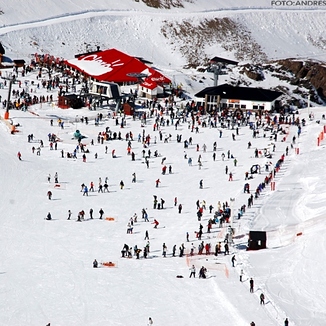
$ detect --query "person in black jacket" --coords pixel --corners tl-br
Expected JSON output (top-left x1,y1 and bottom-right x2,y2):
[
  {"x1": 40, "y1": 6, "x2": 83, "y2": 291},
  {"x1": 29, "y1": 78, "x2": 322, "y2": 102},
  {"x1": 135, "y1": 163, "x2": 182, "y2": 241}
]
[
  {"x1": 99, "y1": 208, "x2": 104, "y2": 219},
  {"x1": 250, "y1": 278, "x2": 254, "y2": 293}
]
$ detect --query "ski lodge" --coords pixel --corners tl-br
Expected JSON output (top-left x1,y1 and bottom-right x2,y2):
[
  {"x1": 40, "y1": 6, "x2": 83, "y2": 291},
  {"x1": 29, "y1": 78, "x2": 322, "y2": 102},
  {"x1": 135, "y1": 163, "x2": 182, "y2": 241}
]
[
  {"x1": 195, "y1": 83, "x2": 283, "y2": 113},
  {"x1": 64, "y1": 48, "x2": 171, "y2": 100}
]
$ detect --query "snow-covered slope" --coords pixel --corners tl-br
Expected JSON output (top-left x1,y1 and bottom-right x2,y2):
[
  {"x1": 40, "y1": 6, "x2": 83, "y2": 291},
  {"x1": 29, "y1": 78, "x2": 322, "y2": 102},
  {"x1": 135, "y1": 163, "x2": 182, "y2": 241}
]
[
  {"x1": 1, "y1": 1, "x2": 326, "y2": 66},
  {"x1": 1, "y1": 1, "x2": 326, "y2": 325}
]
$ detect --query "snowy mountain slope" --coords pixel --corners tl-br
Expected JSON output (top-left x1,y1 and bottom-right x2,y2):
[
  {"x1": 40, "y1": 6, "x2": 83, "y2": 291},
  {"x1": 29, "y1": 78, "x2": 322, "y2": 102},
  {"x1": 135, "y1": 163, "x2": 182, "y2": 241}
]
[{"x1": 1, "y1": 1, "x2": 326, "y2": 66}]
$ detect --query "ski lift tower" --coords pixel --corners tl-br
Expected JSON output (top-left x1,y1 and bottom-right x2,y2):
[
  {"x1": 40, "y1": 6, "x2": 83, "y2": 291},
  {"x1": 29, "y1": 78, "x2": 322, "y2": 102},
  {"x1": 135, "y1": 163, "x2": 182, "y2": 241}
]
[
  {"x1": 2, "y1": 72, "x2": 15, "y2": 120},
  {"x1": 208, "y1": 57, "x2": 238, "y2": 87}
]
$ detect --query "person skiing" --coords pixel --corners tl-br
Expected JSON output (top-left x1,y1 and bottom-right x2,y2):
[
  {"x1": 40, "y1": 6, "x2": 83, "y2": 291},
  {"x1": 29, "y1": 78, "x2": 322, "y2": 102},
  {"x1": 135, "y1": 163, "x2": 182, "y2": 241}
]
[
  {"x1": 178, "y1": 204, "x2": 183, "y2": 213},
  {"x1": 153, "y1": 219, "x2": 159, "y2": 228},
  {"x1": 46, "y1": 212, "x2": 52, "y2": 220},
  {"x1": 155, "y1": 179, "x2": 160, "y2": 187},
  {"x1": 199, "y1": 179, "x2": 203, "y2": 189},
  {"x1": 67, "y1": 210, "x2": 72, "y2": 220},
  {"x1": 148, "y1": 317, "x2": 153, "y2": 325},
  {"x1": 93, "y1": 259, "x2": 98, "y2": 268},
  {"x1": 189, "y1": 265, "x2": 196, "y2": 278},
  {"x1": 83, "y1": 185, "x2": 88, "y2": 196},
  {"x1": 99, "y1": 208, "x2": 104, "y2": 219},
  {"x1": 89, "y1": 208, "x2": 93, "y2": 219},
  {"x1": 284, "y1": 318, "x2": 289, "y2": 326},
  {"x1": 17, "y1": 151, "x2": 22, "y2": 160},
  {"x1": 260, "y1": 292, "x2": 265, "y2": 305}
]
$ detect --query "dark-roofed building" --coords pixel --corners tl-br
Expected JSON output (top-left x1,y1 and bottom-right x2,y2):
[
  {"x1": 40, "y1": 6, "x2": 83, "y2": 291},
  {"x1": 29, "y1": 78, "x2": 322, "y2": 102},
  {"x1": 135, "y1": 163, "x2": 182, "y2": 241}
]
[
  {"x1": 209, "y1": 56, "x2": 238, "y2": 66},
  {"x1": 195, "y1": 83, "x2": 283, "y2": 112}
]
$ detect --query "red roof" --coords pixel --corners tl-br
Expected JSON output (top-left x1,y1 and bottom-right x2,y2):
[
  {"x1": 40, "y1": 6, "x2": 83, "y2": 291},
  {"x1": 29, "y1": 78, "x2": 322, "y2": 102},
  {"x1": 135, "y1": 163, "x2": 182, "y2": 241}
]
[
  {"x1": 140, "y1": 80, "x2": 158, "y2": 90},
  {"x1": 65, "y1": 48, "x2": 171, "y2": 84}
]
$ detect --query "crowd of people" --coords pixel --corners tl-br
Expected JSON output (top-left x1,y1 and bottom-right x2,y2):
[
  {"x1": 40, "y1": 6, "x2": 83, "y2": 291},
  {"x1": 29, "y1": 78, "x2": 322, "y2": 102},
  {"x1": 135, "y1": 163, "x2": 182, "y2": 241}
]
[{"x1": 9, "y1": 59, "x2": 299, "y2": 325}]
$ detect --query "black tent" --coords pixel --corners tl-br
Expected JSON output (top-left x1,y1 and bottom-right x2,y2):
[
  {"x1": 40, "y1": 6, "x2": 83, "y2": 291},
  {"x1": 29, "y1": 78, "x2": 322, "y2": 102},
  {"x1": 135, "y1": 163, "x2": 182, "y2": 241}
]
[{"x1": 247, "y1": 231, "x2": 266, "y2": 250}]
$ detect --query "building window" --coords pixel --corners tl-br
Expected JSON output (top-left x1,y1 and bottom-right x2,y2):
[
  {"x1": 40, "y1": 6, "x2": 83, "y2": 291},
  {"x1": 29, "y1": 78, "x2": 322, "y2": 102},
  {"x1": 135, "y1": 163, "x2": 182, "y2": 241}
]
[
  {"x1": 253, "y1": 105, "x2": 258, "y2": 110},
  {"x1": 235, "y1": 104, "x2": 240, "y2": 109},
  {"x1": 259, "y1": 105, "x2": 264, "y2": 110},
  {"x1": 241, "y1": 104, "x2": 246, "y2": 109},
  {"x1": 228, "y1": 104, "x2": 234, "y2": 108}
]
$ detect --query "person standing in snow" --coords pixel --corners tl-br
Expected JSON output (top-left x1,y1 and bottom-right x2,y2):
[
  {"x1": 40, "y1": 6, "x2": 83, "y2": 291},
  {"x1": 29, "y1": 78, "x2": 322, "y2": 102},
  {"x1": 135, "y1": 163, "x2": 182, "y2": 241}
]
[
  {"x1": 240, "y1": 269, "x2": 244, "y2": 282},
  {"x1": 250, "y1": 278, "x2": 254, "y2": 293},
  {"x1": 224, "y1": 242, "x2": 229, "y2": 255},
  {"x1": 93, "y1": 259, "x2": 98, "y2": 268},
  {"x1": 144, "y1": 230, "x2": 149, "y2": 240},
  {"x1": 99, "y1": 208, "x2": 104, "y2": 219},
  {"x1": 189, "y1": 265, "x2": 196, "y2": 278},
  {"x1": 160, "y1": 198, "x2": 165, "y2": 209},
  {"x1": 89, "y1": 208, "x2": 93, "y2": 219},
  {"x1": 67, "y1": 210, "x2": 72, "y2": 220},
  {"x1": 231, "y1": 255, "x2": 236, "y2": 267},
  {"x1": 284, "y1": 318, "x2": 289, "y2": 326},
  {"x1": 162, "y1": 243, "x2": 167, "y2": 257},
  {"x1": 17, "y1": 151, "x2": 22, "y2": 160},
  {"x1": 260, "y1": 293, "x2": 265, "y2": 305},
  {"x1": 47, "y1": 190, "x2": 52, "y2": 200},
  {"x1": 199, "y1": 266, "x2": 207, "y2": 279},
  {"x1": 120, "y1": 180, "x2": 124, "y2": 189},
  {"x1": 54, "y1": 172, "x2": 58, "y2": 184},
  {"x1": 148, "y1": 317, "x2": 153, "y2": 325},
  {"x1": 46, "y1": 212, "x2": 52, "y2": 220}
]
